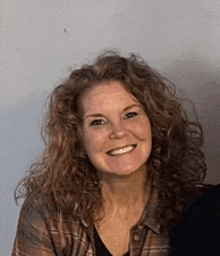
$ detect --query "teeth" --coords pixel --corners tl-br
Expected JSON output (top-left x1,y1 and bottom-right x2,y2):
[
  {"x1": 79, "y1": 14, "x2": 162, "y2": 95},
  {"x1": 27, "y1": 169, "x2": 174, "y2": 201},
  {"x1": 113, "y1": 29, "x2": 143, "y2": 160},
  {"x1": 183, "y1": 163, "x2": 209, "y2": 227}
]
[{"x1": 108, "y1": 145, "x2": 135, "y2": 156}]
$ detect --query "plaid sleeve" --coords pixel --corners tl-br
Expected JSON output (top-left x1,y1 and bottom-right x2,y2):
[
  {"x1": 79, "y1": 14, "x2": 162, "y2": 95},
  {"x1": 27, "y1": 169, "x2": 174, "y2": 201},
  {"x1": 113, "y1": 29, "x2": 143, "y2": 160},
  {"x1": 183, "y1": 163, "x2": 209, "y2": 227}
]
[{"x1": 11, "y1": 200, "x2": 57, "y2": 256}]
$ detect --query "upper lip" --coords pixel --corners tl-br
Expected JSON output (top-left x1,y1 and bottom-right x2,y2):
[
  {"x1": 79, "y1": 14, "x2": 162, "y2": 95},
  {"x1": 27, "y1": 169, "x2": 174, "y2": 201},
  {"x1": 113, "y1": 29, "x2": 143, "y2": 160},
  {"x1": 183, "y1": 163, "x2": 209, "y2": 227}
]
[{"x1": 106, "y1": 144, "x2": 137, "y2": 155}]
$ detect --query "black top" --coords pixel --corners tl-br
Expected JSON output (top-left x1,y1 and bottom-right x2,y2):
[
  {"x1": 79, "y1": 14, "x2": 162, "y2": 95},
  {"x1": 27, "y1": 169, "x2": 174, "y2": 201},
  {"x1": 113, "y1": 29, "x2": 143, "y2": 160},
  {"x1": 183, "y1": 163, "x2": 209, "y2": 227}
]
[
  {"x1": 94, "y1": 227, "x2": 130, "y2": 256},
  {"x1": 170, "y1": 184, "x2": 220, "y2": 256}
]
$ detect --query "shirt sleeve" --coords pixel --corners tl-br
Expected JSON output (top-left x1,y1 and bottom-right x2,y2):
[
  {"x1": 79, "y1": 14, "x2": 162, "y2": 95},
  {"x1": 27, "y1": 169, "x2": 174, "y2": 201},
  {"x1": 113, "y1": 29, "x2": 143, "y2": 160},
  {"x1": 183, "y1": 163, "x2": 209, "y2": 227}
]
[{"x1": 11, "y1": 199, "x2": 58, "y2": 256}]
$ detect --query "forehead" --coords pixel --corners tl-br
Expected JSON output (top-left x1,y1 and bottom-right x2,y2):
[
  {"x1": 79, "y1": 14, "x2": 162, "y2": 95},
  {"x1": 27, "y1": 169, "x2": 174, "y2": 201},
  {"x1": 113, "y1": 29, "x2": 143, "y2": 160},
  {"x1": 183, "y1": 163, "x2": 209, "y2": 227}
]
[{"x1": 80, "y1": 81, "x2": 138, "y2": 115}]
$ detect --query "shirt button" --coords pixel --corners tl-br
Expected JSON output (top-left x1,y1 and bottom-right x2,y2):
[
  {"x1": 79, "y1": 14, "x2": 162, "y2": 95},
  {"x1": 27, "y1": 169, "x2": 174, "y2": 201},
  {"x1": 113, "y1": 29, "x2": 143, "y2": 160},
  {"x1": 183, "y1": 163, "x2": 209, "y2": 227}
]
[
  {"x1": 133, "y1": 234, "x2": 140, "y2": 241},
  {"x1": 138, "y1": 224, "x2": 144, "y2": 230}
]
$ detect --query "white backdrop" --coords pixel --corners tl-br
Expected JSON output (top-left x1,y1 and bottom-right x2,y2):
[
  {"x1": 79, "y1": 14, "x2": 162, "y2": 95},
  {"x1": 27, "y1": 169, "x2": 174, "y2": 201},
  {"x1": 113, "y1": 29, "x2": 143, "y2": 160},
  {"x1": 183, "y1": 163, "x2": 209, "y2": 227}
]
[{"x1": 1, "y1": 0, "x2": 220, "y2": 254}]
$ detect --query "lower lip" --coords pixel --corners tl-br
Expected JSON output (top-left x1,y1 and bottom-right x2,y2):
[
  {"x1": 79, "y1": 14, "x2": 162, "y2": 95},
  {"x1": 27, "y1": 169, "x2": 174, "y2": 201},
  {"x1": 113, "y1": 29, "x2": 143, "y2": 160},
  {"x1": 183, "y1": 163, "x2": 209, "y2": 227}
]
[{"x1": 107, "y1": 145, "x2": 137, "y2": 156}]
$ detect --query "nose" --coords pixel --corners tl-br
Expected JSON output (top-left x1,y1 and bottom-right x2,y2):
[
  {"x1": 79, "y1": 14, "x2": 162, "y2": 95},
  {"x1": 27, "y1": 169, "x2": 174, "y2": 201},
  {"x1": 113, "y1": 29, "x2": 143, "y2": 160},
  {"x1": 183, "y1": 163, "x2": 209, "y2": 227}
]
[{"x1": 109, "y1": 122, "x2": 127, "y2": 139}]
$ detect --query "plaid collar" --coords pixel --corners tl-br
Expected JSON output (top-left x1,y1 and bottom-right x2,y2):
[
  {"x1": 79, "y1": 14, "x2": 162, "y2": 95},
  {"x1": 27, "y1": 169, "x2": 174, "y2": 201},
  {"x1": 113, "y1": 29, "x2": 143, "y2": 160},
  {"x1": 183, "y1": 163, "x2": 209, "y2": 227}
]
[
  {"x1": 82, "y1": 187, "x2": 160, "y2": 236},
  {"x1": 141, "y1": 187, "x2": 160, "y2": 234}
]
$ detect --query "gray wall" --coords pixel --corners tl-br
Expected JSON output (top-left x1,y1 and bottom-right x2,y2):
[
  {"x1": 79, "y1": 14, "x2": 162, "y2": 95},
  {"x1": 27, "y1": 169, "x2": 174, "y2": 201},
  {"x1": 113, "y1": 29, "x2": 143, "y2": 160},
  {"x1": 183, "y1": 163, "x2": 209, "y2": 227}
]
[{"x1": 1, "y1": 0, "x2": 220, "y2": 254}]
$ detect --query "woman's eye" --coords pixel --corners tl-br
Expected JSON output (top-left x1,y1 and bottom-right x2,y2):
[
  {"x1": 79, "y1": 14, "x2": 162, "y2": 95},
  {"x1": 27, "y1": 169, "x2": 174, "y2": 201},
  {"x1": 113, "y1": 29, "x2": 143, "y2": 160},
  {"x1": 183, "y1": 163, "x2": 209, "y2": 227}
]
[
  {"x1": 125, "y1": 112, "x2": 138, "y2": 119},
  {"x1": 90, "y1": 119, "x2": 105, "y2": 126}
]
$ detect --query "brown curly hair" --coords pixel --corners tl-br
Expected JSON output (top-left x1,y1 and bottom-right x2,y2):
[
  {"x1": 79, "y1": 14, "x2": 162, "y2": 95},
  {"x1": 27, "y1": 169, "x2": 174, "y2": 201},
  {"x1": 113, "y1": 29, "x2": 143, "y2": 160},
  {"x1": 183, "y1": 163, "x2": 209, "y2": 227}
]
[{"x1": 15, "y1": 50, "x2": 206, "y2": 231}]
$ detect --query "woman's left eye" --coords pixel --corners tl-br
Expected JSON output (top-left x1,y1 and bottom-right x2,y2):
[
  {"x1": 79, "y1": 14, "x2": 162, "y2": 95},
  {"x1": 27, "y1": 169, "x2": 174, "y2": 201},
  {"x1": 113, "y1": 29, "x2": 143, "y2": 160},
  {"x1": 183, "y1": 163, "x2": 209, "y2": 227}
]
[{"x1": 125, "y1": 112, "x2": 138, "y2": 119}]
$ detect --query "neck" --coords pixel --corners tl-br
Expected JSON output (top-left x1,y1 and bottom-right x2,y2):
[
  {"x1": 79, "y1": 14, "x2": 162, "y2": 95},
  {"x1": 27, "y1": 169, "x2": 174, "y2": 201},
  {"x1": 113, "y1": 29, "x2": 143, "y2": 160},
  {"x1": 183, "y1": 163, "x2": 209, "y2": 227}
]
[{"x1": 99, "y1": 167, "x2": 150, "y2": 210}]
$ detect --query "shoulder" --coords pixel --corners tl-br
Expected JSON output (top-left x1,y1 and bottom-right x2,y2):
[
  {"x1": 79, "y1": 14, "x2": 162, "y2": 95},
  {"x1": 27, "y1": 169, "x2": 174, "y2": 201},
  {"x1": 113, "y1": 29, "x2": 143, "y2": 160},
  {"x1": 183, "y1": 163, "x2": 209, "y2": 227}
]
[
  {"x1": 18, "y1": 196, "x2": 57, "y2": 223},
  {"x1": 175, "y1": 183, "x2": 218, "y2": 226},
  {"x1": 13, "y1": 196, "x2": 87, "y2": 255},
  {"x1": 183, "y1": 183, "x2": 220, "y2": 217},
  {"x1": 195, "y1": 183, "x2": 220, "y2": 203},
  {"x1": 183, "y1": 183, "x2": 214, "y2": 200},
  {"x1": 170, "y1": 184, "x2": 220, "y2": 256},
  {"x1": 179, "y1": 183, "x2": 214, "y2": 211},
  {"x1": 16, "y1": 195, "x2": 84, "y2": 241},
  {"x1": 18, "y1": 195, "x2": 80, "y2": 227}
]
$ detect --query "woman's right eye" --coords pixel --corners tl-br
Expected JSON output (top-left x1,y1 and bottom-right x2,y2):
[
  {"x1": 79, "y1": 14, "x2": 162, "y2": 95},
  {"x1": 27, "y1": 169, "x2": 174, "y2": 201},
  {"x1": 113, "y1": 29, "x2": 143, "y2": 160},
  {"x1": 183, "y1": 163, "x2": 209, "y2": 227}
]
[{"x1": 90, "y1": 119, "x2": 105, "y2": 126}]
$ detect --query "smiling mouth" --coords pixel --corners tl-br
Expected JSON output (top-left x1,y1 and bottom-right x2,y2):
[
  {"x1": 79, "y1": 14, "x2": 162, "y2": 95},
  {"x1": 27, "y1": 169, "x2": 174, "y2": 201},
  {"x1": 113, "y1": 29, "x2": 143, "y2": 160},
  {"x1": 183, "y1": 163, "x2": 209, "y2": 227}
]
[{"x1": 107, "y1": 144, "x2": 137, "y2": 156}]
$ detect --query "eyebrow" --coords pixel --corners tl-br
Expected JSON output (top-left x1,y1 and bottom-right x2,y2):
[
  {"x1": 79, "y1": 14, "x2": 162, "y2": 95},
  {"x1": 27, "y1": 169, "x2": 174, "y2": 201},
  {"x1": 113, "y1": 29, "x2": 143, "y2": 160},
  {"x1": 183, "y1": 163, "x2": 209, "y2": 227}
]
[{"x1": 84, "y1": 104, "x2": 142, "y2": 119}]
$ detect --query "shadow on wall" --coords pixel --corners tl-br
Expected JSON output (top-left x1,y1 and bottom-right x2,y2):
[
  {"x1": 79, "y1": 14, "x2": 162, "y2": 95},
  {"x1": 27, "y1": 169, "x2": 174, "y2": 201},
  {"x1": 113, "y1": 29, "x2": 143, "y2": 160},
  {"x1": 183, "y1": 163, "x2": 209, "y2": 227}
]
[{"x1": 164, "y1": 55, "x2": 220, "y2": 185}]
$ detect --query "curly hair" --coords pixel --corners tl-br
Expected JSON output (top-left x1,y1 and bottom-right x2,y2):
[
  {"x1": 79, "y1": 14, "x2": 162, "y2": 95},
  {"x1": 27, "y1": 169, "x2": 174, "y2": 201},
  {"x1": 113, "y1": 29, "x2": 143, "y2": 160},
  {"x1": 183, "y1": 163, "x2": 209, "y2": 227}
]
[{"x1": 15, "y1": 51, "x2": 206, "y2": 232}]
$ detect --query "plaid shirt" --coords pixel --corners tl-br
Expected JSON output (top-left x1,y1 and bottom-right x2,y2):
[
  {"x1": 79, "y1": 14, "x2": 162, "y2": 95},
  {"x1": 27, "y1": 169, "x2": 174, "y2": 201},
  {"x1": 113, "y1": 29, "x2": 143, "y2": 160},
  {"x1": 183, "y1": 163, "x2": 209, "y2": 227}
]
[{"x1": 12, "y1": 189, "x2": 169, "y2": 256}]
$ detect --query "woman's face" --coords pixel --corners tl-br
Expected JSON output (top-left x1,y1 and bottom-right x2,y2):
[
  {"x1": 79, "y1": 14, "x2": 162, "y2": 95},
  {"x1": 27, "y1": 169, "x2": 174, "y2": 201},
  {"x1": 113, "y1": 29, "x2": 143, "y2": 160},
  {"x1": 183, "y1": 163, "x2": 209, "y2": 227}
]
[{"x1": 80, "y1": 81, "x2": 152, "y2": 177}]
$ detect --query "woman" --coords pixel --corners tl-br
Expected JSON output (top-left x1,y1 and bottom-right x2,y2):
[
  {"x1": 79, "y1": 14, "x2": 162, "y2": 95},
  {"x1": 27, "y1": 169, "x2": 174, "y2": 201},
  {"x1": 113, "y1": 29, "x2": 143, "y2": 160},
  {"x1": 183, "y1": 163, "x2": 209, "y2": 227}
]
[{"x1": 12, "y1": 51, "x2": 206, "y2": 256}]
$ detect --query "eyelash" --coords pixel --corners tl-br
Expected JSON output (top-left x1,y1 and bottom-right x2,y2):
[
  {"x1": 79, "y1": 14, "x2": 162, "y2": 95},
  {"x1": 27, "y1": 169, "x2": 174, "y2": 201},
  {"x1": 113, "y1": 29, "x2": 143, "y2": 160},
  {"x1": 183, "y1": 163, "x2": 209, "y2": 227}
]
[
  {"x1": 125, "y1": 112, "x2": 139, "y2": 119},
  {"x1": 90, "y1": 119, "x2": 105, "y2": 126},
  {"x1": 89, "y1": 112, "x2": 139, "y2": 126}
]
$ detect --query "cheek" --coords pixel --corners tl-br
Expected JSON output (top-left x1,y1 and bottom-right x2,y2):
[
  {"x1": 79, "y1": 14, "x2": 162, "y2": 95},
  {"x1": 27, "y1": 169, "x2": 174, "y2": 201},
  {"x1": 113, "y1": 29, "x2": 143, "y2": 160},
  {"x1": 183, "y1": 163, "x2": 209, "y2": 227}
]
[
  {"x1": 83, "y1": 135, "x2": 95, "y2": 154},
  {"x1": 83, "y1": 130, "x2": 108, "y2": 154},
  {"x1": 130, "y1": 119, "x2": 152, "y2": 140},
  {"x1": 142, "y1": 125, "x2": 152, "y2": 140}
]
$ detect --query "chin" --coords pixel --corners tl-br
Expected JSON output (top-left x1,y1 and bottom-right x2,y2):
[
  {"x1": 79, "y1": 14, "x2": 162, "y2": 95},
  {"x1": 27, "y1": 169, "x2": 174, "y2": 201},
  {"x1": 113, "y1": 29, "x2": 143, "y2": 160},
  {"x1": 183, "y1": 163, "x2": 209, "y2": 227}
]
[{"x1": 100, "y1": 164, "x2": 146, "y2": 177}]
